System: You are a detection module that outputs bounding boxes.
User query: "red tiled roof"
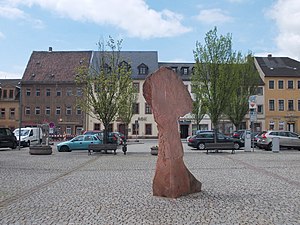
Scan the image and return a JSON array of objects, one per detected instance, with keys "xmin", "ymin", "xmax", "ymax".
[{"xmin": 22, "ymin": 51, "xmax": 92, "ymax": 82}]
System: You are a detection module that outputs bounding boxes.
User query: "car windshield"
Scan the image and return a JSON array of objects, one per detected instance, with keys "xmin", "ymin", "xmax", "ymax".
[{"xmin": 14, "ymin": 130, "xmax": 29, "ymax": 136}]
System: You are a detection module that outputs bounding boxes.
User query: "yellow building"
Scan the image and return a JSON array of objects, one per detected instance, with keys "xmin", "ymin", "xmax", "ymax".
[
  {"xmin": 255, "ymin": 55, "xmax": 300, "ymax": 132},
  {"xmin": 0, "ymin": 79, "xmax": 21, "ymax": 130}
]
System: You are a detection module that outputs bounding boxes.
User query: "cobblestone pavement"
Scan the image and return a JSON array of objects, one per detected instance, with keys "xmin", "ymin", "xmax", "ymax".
[{"xmin": 0, "ymin": 141, "xmax": 299, "ymax": 225}]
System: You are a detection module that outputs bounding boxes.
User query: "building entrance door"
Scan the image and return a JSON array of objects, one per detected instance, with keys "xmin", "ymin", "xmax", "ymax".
[{"xmin": 180, "ymin": 125, "xmax": 189, "ymax": 139}]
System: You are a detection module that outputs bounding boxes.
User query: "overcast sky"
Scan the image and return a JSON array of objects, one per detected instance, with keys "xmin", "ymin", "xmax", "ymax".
[{"xmin": 1, "ymin": 0, "xmax": 300, "ymax": 79}]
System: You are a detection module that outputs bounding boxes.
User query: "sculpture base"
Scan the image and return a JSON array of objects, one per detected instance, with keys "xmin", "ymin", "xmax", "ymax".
[{"xmin": 153, "ymin": 157, "xmax": 202, "ymax": 198}]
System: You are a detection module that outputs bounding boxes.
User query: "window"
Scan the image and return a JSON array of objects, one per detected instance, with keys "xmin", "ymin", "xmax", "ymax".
[
  {"xmin": 268, "ymin": 80, "xmax": 274, "ymax": 89},
  {"xmin": 66, "ymin": 106, "xmax": 72, "ymax": 115},
  {"xmin": 288, "ymin": 80, "xmax": 294, "ymax": 89},
  {"xmin": 181, "ymin": 67, "xmax": 189, "ymax": 75},
  {"xmin": 35, "ymin": 107, "xmax": 40, "ymax": 115},
  {"xmin": 279, "ymin": 122, "xmax": 285, "ymax": 131},
  {"xmin": 56, "ymin": 89, "xmax": 61, "ymax": 96},
  {"xmin": 138, "ymin": 63, "xmax": 148, "ymax": 75},
  {"xmin": 0, "ymin": 108, "xmax": 5, "ymax": 118},
  {"xmin": 66, "ymin": 88, "xmax": 72, "ymax": 96},
  {"xmin": 76, "ymin": 88, "xmax": 82, "ymax": 96},
  {"xmin": 278, "ymin": 80, "xmax": 284, "ymax": 89},
  {"xmin": 278, "ymin": 100, "xmax": 284, "ymax": 111},
  {"xmin": 25, "ymin": 107, "xmax": 30, "ymax": 115},
  {"xmin": 94, "ymin": 123, "xmax": 101, "ymax": 130},
  {"xmin": 256, "ymin": 87, "xmax": 263, "ymax": 95},
  {"xmin": 257, "ymin": 105, "xmax": 263, "ymax": 114},
  {"xmin": 66, "ymin": 126, "xmax": 72, "ymax": 135},
  {"xmin": 298, "ymin": 100, "xmax": 300, "ymax": 111},
  {"xmin": 288, "ymin": 100, "xmax": 294, "ymax": 111},
  {"xmin": 298, "ymin": 80, "xmax": 300, "ymax": 89},
  {"xmin": 3, "ymin": 90, "xmax": 7, "ymax": 98},
  {"xmin": 26, "ymin": 88, "xmax": 31, "ymax": 96},
  {"xmin": 46, "ymin": 88, "xmax": 51, "ymax": 96},
  {"xmin": 145, "ymin": 103, "xmax": 152, "ymax": 114},
  {"xmin": 45, "ymin": 107, "xmax": 51, "ymax": 115},
  {"xmin": 133, "ymin": 103, "xmax": 139, "ymax": 114},
  {"xmin": 9, "ymin": 108, "xmax": 15, "ymax": 119},
  {"xmin": 36, "ymin": 88, "xmax": 40, "ymax": 96},
  {"xmin": 269, "ymin": 100, "xmax": 275, "ymax": 111},
  {"xmin": 132, "ymin": 123, "xmax": 139, "ymax": 135},
  {"xmin": 133, "ymin": 82, "xmax": 139, "ymax": 93},
  {"xmin": 145, "ymin": 124, "xmax": 152, "ymax": 135},
  {"xmin": 171, "ymin": 67, "xmax": 177, "ymax": 73},
  {"xmin": 76, "ymin": 107, "xmax": 82, "ymax": 115},
  {"xmin": 56, "ymin": 107, "xmax": 61, "ymax": 115},
  {"xmin": 119, "ymin": 61, "xmax": 131, "ymax": 71},
  {"xmin": 9, "ymin": 90, "xmax": 14, "ymax": 98},
  {"xmin": 103, "ymin": 63, "xmax": 111, "ymax": 74}
]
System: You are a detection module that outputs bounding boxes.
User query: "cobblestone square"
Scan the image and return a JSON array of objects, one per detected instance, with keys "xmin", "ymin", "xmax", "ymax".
[{"xmin": 0, "ymin": 141, "xmax": 299, "ymax": 225}]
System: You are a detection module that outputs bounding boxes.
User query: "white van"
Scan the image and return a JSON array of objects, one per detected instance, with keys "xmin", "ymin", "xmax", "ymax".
[{"xmin": 13, "ymin": 127, "xmax": 43, "ymax": 147}]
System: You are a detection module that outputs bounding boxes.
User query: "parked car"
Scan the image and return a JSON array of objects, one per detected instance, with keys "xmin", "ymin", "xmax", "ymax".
[
  {"xmin": 57, "ymin": 134, "xmax": 102, "ymax": 152},
  {"xmin": 187, "ymin": 131, "xmax": 243, "ymax": 150},
  {"xmin": 256, "ymin": 130, "xmax": 300, "ymax": 150},
  {"xmin": 232, "ymin": 130, "xmax": 247, "ymax": 139},
  {"xmin": 83, "ymin": 130, "xmax": 121, "ymax": 145},
  {"xmin": 112, "ymin": 132, "xmax": 126, "ymax": 144},
  {"xmin": 13, "ymin": 127, "xmax": 43, "ymax": 147},
  {"xmin": 0, "ymin": 128, "xmax": 17, "ymax": 149},
  {"xmin": 186, "ymin": 130, "xmax": 211, "ymax": 142}
]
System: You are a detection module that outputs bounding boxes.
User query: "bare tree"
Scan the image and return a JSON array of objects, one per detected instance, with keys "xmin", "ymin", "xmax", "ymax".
[{"xmin": 76, "ymin": 37, "xmax": 133, "ymax": 143}]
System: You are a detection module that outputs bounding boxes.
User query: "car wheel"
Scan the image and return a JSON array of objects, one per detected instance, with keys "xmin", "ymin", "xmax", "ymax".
[
  {"xmin": 11, "ymin": 142, "xmax": 17, "ymax": 149},
  {"xmin": 233, "ymin": 142, "xmax": 240, "ymax": 150},
  {"xmin": 60, "ymin": 145, "xmax": 70, "ymax": 152},
  {"xmin": 197, "ymin": 143, "xmax": 205, "ymax": 150},
  {"xmin": 267, "ymin": 143, "xmax": 272, "ymax": 151}
]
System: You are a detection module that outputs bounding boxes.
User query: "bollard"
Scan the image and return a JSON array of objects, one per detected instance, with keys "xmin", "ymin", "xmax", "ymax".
[
  {"xmin": 244, "ymin": 131, "xmax": 251, "ymax": 152},
  {"xmin": 272, "ymin": 137, "xmax": 280, "ymax": 153},
  {"xmin": 122, "ymin": 144, "xmax": 127, "ymax": 155}
]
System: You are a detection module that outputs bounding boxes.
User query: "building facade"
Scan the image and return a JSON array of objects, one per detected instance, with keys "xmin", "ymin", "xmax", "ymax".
[
  {"xmin": 21, "ymin": 50, "xmax": 92, "ymax": 137},
  {"xmin": 255, "ymin": 55, "xmax": 300, "ymax": 133},
  {"xmin": 20, "ymin": 49, "xmax": 300, "ymax": 138},
  {"xmin": 0, "ymin": 79, "xmax": 21, "ymax": 130}
]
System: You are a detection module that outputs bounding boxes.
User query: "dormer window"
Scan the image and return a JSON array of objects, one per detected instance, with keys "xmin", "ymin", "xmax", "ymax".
[
  {"xmin": 138, "ymin": 63, "xmax": 148, "ymax": 75},
  {"xmin": 181, "ymin": 67, "xmax": 189, "ymax": 75},
  {"xmin": 103, "ymin": 63, "xmax": 111, "ymax": 74},
  {"xmin": 119, "ymin": 61, "xmax": 131, "ymax": 72},
  {"xmin": 171, "ymin": 67, "xmax": 178, "ymax": 73}
]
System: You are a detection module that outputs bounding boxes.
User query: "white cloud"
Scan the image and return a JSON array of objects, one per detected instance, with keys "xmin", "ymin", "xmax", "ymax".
[
  {"xmin": 196, "ymin": 8, "xmax": 233, "ymax": 24},
  {"xmin": 268, "ymin": 0, "xmax": 300, "ymax": 59},
  {"xmin": 3, "ymin": 0, "xmax": 191, "ymax": 38},
  {"xmin": 0, "ymin": 5, "xmax": 26, "ymax": 19},
  {"xmin": 0, "ymin": 4, "xmax": 45, "ymax": 28},
  {"xmin": 0, "ymin": 70, "xmax": 22, "ymax": 79}
]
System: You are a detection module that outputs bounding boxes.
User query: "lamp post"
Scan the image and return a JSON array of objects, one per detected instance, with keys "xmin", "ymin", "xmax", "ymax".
[{"xmin": 17, "ymin": 82, "xmax": 22, "ymax": 150}]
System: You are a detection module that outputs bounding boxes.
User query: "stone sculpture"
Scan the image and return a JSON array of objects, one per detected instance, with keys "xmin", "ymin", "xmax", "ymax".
[{"xmin": 143, "ymin": 67, "xmax": 202, "ymax": 198}]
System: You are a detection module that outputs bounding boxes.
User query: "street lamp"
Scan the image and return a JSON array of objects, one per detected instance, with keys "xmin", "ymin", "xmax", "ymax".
[{"xmin": 16, "ymin": 82, "xmax": 22, "ymax": 150}]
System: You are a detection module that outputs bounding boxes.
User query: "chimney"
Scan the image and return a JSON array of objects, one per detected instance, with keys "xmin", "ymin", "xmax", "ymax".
[
  {"xmin": 267, "ymin": 54, "xmax": 272, "ymax": 58},
  {"xmin": 49, "ymin": 47, "xmax": 52, "ymax": 52}
]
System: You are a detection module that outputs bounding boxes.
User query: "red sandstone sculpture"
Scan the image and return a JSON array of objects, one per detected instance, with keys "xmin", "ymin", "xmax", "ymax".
[{"xmin": 143, "ymin": 67, "xmax": 202, "ymax": 198}]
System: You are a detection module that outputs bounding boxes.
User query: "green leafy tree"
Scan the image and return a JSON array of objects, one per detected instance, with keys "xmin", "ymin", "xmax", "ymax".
[
  {"xmin": 191, "ymin": 85, "xmax": 207, "ymax": 130},
  {"xmin": 118, "ymin": 82, "xmax": 137, "ymax": 140},
  {"xmin": 76, "ymin": 37, "xmax": 133, "ymax": 144},
  {"xmin": 192, "ymin": 27, "xmax": 236, "ymax": 140},
  {"xmin": 225, "ymin": 54, "xmax": 260, "ymax": 129}
]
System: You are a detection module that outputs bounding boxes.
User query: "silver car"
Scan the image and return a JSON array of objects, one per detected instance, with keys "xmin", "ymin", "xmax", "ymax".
[{"xmin": 257, "ymin": 130, "xmax": 300, "ymax": 150}]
